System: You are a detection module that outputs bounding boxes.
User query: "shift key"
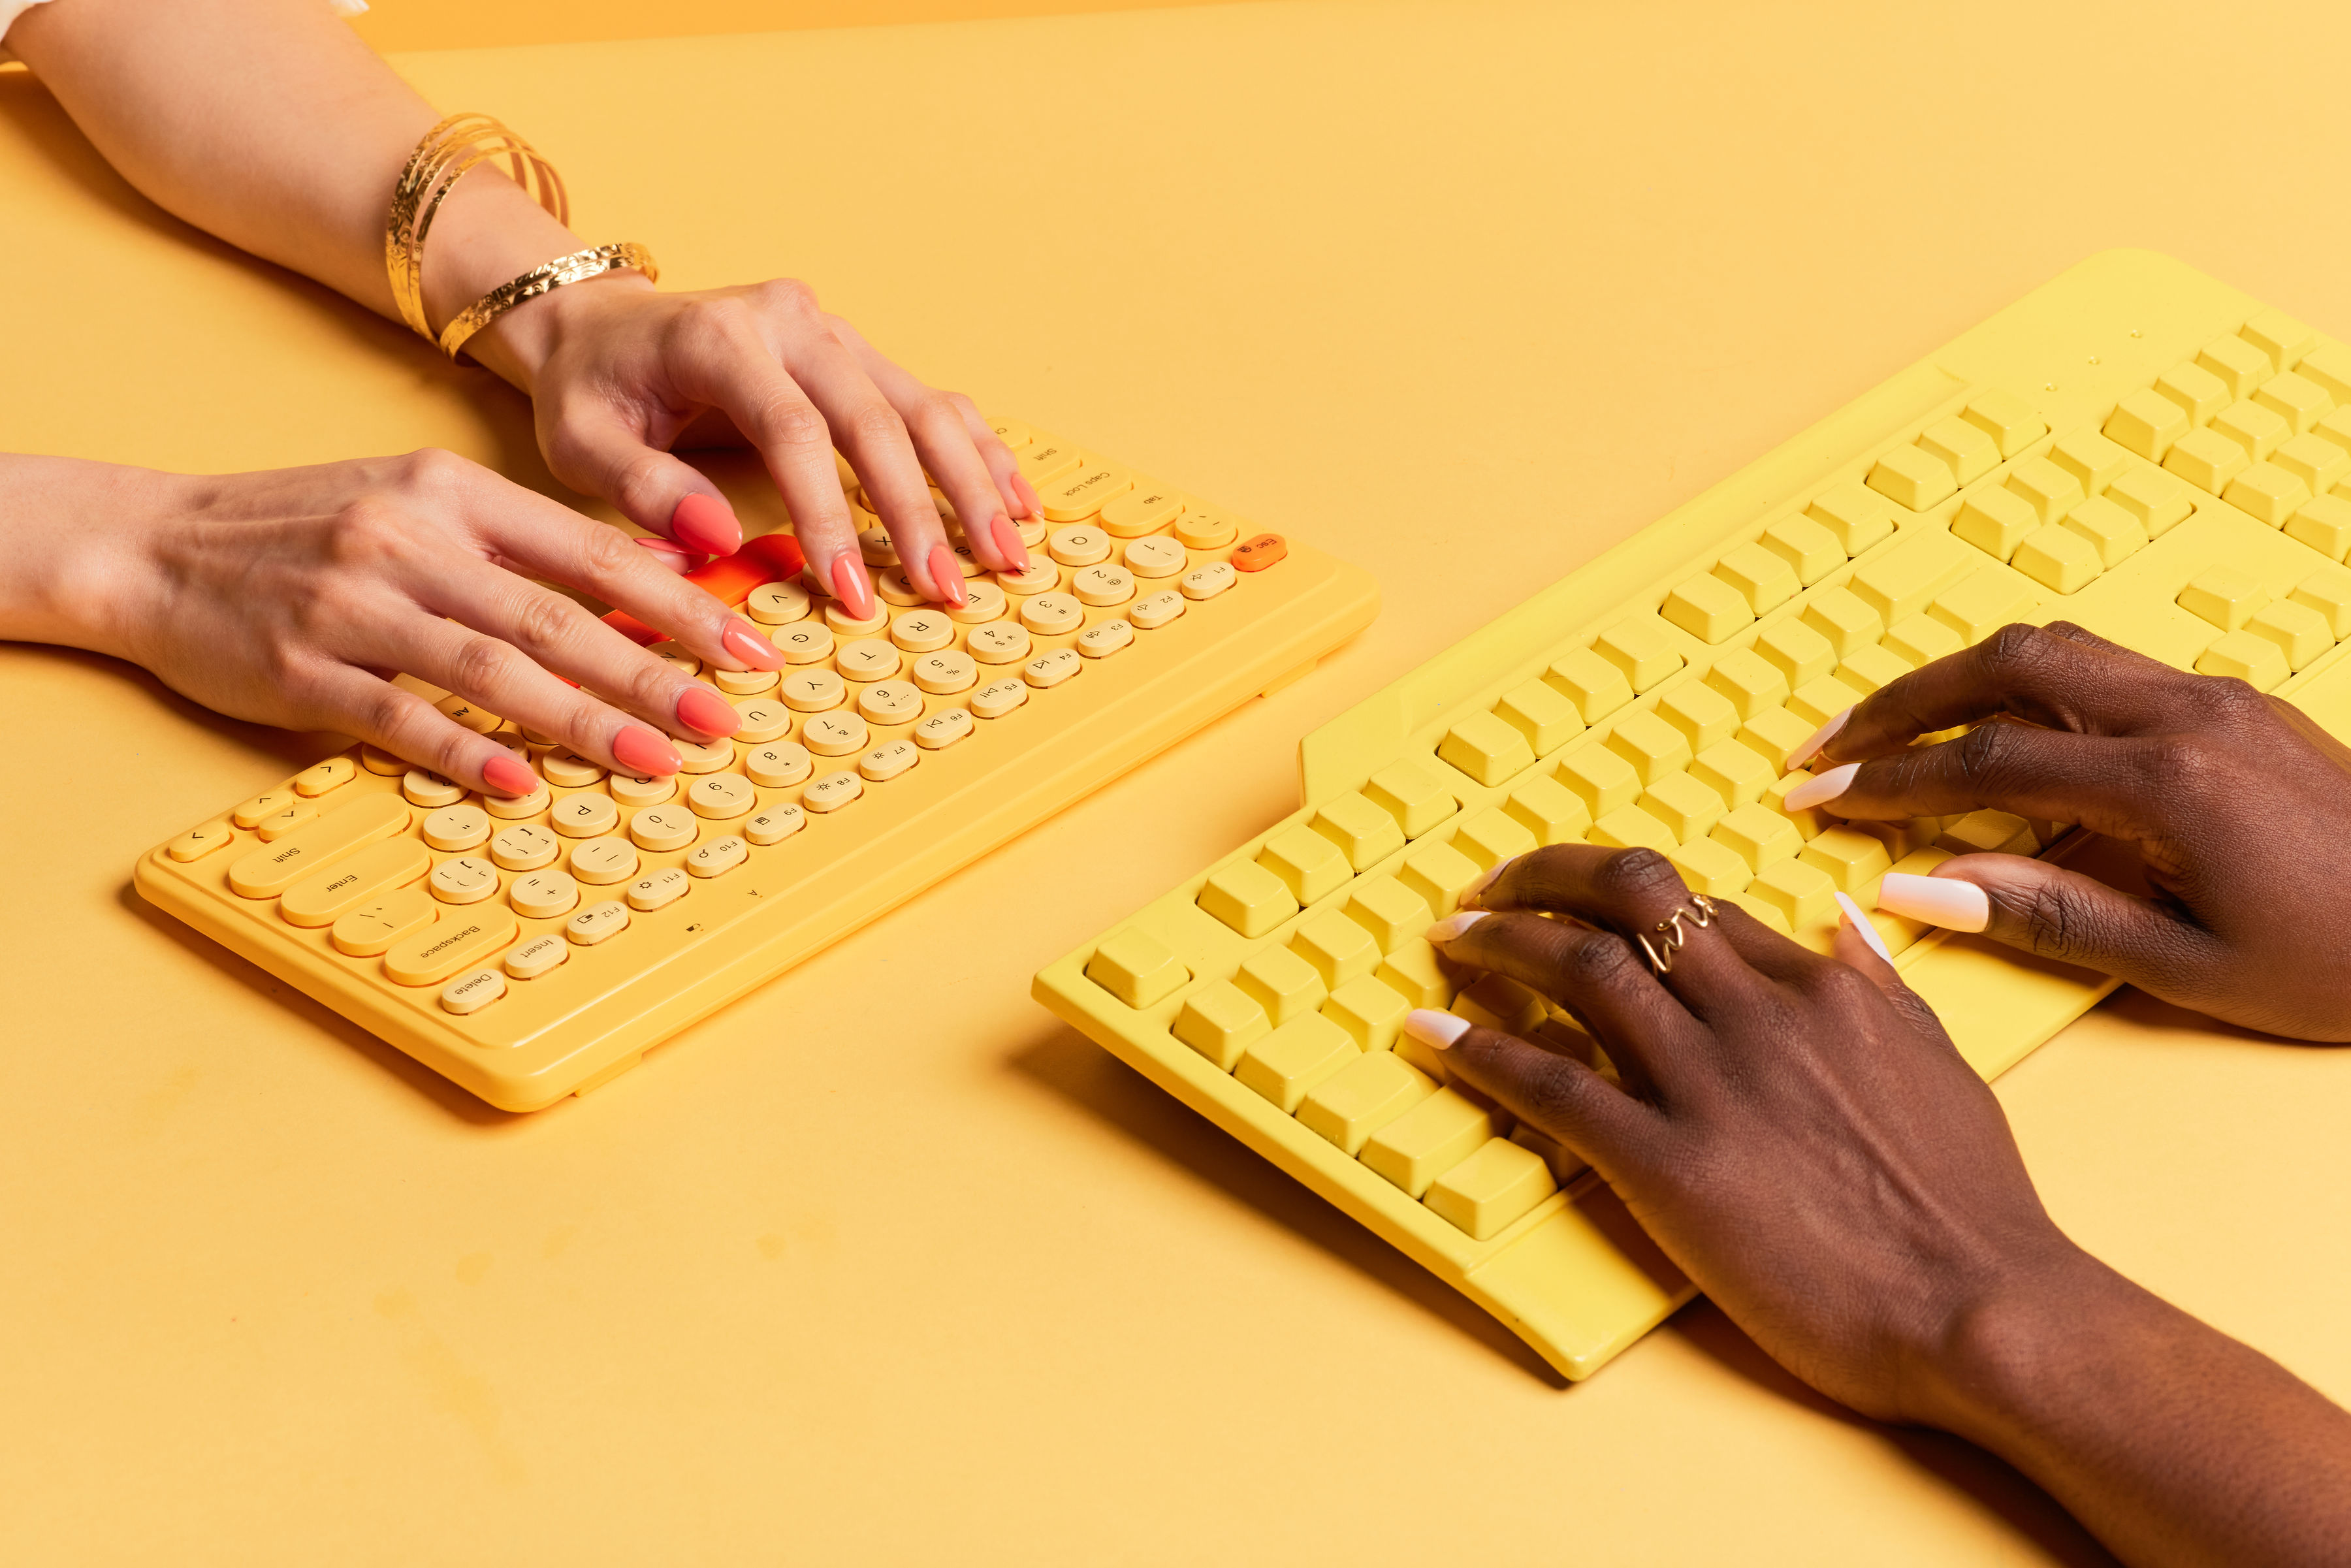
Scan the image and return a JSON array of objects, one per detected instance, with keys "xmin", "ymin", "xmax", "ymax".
[{"xmin": 227, "ymin": 791, "xmax": 411, "ymax": 899}]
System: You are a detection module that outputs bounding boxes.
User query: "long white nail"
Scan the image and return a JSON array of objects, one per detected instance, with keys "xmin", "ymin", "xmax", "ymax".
[
  {"xmin": 1833, "ymin": 891, "xmax": 1895, "ymax": 963},
  {"xmin": 1403, "ymin": 1009, "xmax": 1472, "ymax": 1050},
  {"xmin": 1786, "ymin": 705, "xmax": 1851, "ymax": 771},
  {"xmin": 1458, "ymin": 855, "xmax": 1516, "ymax": 908},
  {"xmin": 1783, "ymin": 762, "xmax": 1859, "ymax": 812},
  {"xmin": 1877, "ymin": 872, "xmax": 1991, "ymax": 933},
  {"xmin": 1426, "ymin": 910, "xmax": 1490, "ymax": 942}
]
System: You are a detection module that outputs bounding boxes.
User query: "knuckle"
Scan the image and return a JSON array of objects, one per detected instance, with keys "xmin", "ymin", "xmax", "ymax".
[
  {"xmin": 513, "ymin": 587, "xmax": 587, "ymax": 654},
  {"xmin": 2135, "ymin": 735, "xmax": 2229, "ymax": 799},
  {"xmin": 848, "ymin": 400, "xmax": 908, "ymax": 451},
  {"xmin": 1974, "ymin": 620, "xmax": 2055, "ymax": 683},
  {"xmin": 1560, "ymin": 929, "xmax": 1641, "ymax": 991},
  {"xmin": 581, "ymin": 519, "xmax": 641, "ymax": 577},
  {"xmin": 449, "ymin": 633, "xmax": 516, "ymax": 699},
  {"xmin": 1595, "ymin": 846, "xmax": 1684, "ymax": 903},
  {"xmin": 756, "ymin": 276, "xmax": 820, "ymax": 317},
  {"xmin": 326, "ymin": 499, "xmax": 412, "ymax": 566},
  {"xmin": 760, "ymin": 396, "xmax": 829, "ymax": 451},
  {"xmin": 399, "ymin": 446, "xmax": 471, "ymax": 492}
]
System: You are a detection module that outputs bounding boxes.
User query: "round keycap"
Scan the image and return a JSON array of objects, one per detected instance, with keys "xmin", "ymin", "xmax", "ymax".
[
  {"xmin": 837, "ymin": 638, "xmax": 902, "ymax": 682},
  {"xmin": 1019, "ymin": 592, "xmax": 1084, "ymax": 635},
  {"xmin": 568, "ymin": 837, "xmax": 639, "ymax": 886},
  {"xmin": 782, "ymin": 668, "xmax": 847, "ymax": 712},
  {"xmin": 609, "ymin": 772, "xmax": 677, "ymax": 807},
  {"xmin": 825, "ymin": 600, "xmax": 891, "ymax": 637},
  {"xmin": 483, "ymin": 780, "xmax": 551, "ymax": 820},
  {"xmin": 1123, "ymin": 537, "xmax": 1187, "ymax": 578},
  {"xmin": 997, "ymin": 560, "xmax": 1061, "ymax": 596},
  {"xmin": 643, "ymin": 641, "xmax": 700, "ymax": 678},
  {"xmin": 403, "ymin": 769, "xmax": 467, "ymax": 808},
  {"xmin": 733, "ymin": 696, "xmax": 793, "ymax": 743},
  {"xmin": 1048, "ymin": 525, "xmax": 1110, "ymax": 566},
  {"xmin": 688, "ymin": 773, "xmax": 756, "ymax": 820},
  {"xmin": 491, "ymin": 823, "xmax": 562, "ymax": 871},
  {"xmin": 857, "ymin": 527, "xmax": 899, "ymax": 566},
  {"xmin": 630, "ymin": 806, "xmax": 698, "ymax": 852},
  {"xmin": 361, "ymin": 744, "xmax": 406, "ymax": 776},
  {"xmin": 967, "ymin": 622, "xmax": 1032, "ymax": 665},
  {"xmin": 746, "ymin": 579, "xmax": 811, "ymax": 625},
  {"xmin": 509, "ymin": 869, "xmax": 580, "ymax": 920},
  {"xmin": 744, "ymin": 741, "xmax": 814, "ymax": 788},
  {"xmin": 776, "ymin": 622, "xmax": 834, "ymax": 664},
  {"xmin": 947, "ymin": 580, "xmax": 1009, "ymax": 625},
  {"xmin": 891, "ymin": 610, "xmax": 955, "ymax": 652},
  {"xmin": 423, "ymin": 803, "xmax": 492, "ymax": 852},
  {"xmin": 550, "ymin": 792, "xmax": 620, "ymax": 839},
  {"xmin": 876, "ymin": 566, "xmax": 927, "ymax": 606},
  {"xmin": 539, "ymin": 750, "xmax": 606, "ymax": 788},
  {"xmin": 714, "ymin": 664, "xmax": 780, "ymax": 696},
  {"xmin": 1176, "ymin": 509, "xmax": 1238, "ymax": 550},
  {"xmin": 803, "ymin": 712, "xmax": 870, "ymax": 758},
  {"xmin": 430, "ymin": 854, "xmax": 500, "ymax": 904},
  {"xmin": 1070, "ymin": 566, "xmax": 1136, "ymax": 607},
  {"xmin": 913, "ymin": 649, "xmax": 980, "ymax": 694},
  {"xmin": 434, "ymin": 694, "xmax": 502, "ymax": 733},
  {"xmin": 859, "ymin": 680, "xmax": 925, "ymax": 724},
  {"xmin": 675, "ymin": 737, "xmax": 736, "ymax": 775}
]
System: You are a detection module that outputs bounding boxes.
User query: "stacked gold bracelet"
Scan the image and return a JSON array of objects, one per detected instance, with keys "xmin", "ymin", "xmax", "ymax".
[{"xmin": 385, "ymin": 113, "xmax": 658, "ymax": 363}]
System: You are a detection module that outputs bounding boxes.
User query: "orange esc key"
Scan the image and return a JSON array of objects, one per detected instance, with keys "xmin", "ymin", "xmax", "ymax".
[{"xmin": 1232, "ymin": 532, "xmax": 1287, "ymax": 571}]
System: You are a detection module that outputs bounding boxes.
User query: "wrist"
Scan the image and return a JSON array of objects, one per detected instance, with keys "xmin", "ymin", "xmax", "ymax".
[
  {"xmin": 1899, "ymin": 1240, "xmax": 2143, "ymax": 1442},
  {"xmin": 462, "ymin": 266, "xmax": 657, "ymax": 396},
  {"xmin": 0, "ymin": 456, "xmax": 185, "ymax": 658}
]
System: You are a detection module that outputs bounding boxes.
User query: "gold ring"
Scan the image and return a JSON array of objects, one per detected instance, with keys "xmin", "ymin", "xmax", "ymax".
[{"xmin": 1636, "ymin": 893, "xmax": 1719, "ymax": 977}]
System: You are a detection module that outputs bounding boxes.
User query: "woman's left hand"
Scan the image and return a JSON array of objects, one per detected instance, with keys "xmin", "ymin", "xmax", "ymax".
[{"xmin": 474, "ymin": 272, "xmax": 1039, "ymax": 616}]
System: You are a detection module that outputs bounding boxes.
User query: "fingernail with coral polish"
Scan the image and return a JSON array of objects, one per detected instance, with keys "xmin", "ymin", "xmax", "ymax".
[
  {"xmin": 928, "ymin": 545, "xmax": 968, "ymax": 607},
  {"xmin": 670, "ymin": 492, "xmax": 740, "ymax": 556},
  {"xmin": 1834, "ymin": 891, "xmax": 1895, "ymax": 963},
  {"xmin": 1876, "ymin": 872, "xmax": 1992, "ymax": 933},
  {"xmin": 722, "ymin": 620, "xmax": 782, "ymax": 670},
  {"xmin": 613, "ymin": 725, "xmax": 681, "ymax": 776},
  {"xmin": 483, "ymin": 754, "xmax": 540, "ymax": 798},
  {"xmin": 989, "ymin": 514, "xmax": 1031, "ymax": 572},
  {"xmin": 1402, "ymin": 1009, "xmax": 1472, "ymax": 1050},
  {"xmin": 1459, "ymin": 856, "xmax": 1514, "ymax": 908},
  {"xmin": 677, "ymin": 684, "xmax": 740, "ymax": 738},
  {"xmin": 1783, "ymin": 762, "xmax": 1859, "ymax": 812},
  {"xmin": 1011, "ymin": 473, "xmax": 1042, "ymax": 519},
  {"xmin": 1426, "ymin": 910, "xmax": 1488, "ymax": 942},
  {"xmin": 1787, "ymin": 705, "xmax": 1851, "ymax": 771},
  {"xmin": 831, "ymin": 554, "xmax": 876, "ymax": 618}
]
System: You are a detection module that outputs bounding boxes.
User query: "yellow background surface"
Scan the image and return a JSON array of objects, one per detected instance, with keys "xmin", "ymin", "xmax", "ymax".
[{"xmin": 3, "ymin": 2, "xmax": 2349, "ymax": 1562}]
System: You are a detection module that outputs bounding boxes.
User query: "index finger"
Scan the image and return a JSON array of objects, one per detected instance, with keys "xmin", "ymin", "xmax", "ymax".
[{"xmin": 1812, "ymin": 620, "xmax": 2198, "ymax": 767}]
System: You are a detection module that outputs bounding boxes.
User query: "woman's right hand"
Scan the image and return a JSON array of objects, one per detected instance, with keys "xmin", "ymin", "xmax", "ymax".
[
  {"xmin": 22, "ymin": 449, "xmax": 784, "ymax": 797},
  {"xmin": 1785, "ymin": 620, "xmax": 2351, "ymax": 1042}
]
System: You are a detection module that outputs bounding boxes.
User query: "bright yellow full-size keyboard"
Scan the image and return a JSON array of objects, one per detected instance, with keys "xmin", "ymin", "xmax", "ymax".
[
  {"xmin": 1036, "ymin": 251, "xmax": 2351, "ymax": 1381},
  {"xmin": 136, "ymin": 430, "xmax": 1379, "ymax": 1110}
]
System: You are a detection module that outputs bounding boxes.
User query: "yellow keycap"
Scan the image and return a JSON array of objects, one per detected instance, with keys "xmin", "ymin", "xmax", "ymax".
[
  {"xmin": 1424, "ymin": 1136, "xmax": 1557, "ymax": 1241},
  {"xmin": 1960, "ymin": 389, "xmax": 2046, "ymax": 458},
  {"xmin": 1313, "ymin": 792, "xmax": 1406, "ymax": 871},
  {"xmin": 2049, "ymin": 428, "xmax": 2131, "ymax": 496},
  {"xmin": 487, "ymin": 822, "xmax": 560, "ymax": 871},
  {"xmin": 1747, "ymin": 857, "xmax": 1837, "ymax": 932},
  {"xmin": 167, "ymin": 822, "xmax": 235, "ymax": 863},
  {"xmin": 1235, "ymin": 944, "xmax": 1326, "ymax": 1025},
  {"xmin": 2107, "ymin": 463, "xmax": 2196, "ymax": 537},
  {"xmin": 1930, "ymin": 565, "xmax": 2036, "ymax": 642},
  {"xmin": 1364, "ymin": 758, "xmax": 1457, "ymax": 836},
  {"xmin": 1130, "ymin": 590, "xmax": 1185, "ymax": 629},
  {"xmin": 568, "ymin": 837, "xmax": 637, "ymax": 886},
  {"xmin": 232, "ymin": 788, "xmax": 300, "ymax": 830},
  {"xmin": 1076, "ymin": 620, "xmax": 1134, "ymax": 659},
  {"xmin": 1603, "ymin": 709, "xmax": 1693, "ymax": 786},
  {"xmin": 1703, "ymin": 648, "xmax": 1789, "ymax": 720},
  {"xmin": 686, "ymin": 835, "xmax": 749, "ymax": 878},
  {"xmin": 823, "ymin": 598, "xmax": 891, "ymax": 638},
  {"xmin": 226, "ymin": 790, "xmax": 409, "ymax": 899},
  {"xmin": 1849, "ymin": 529, "xmax": 1975, "ymax": 624},
  {"xmin": 2179, "ymin": 566, "xmax": 2269, "ymax": 630},
  {"xmin": 2060, "ymin": 496, "xmax": 2151, "ymax": 568},
  {"xmin": 402, "ymin": 769, "xmax": 468, "ymax": 807},
  {"xmin": 1787, "ymin": 674, "xmax": 1863, "ymax": 729},
  {"xmin": 1689, "ymin": 739, "xmax": 1775, "ymax": 809},
  {"xmin": 416, "ymin": 803, "xmax": 487, "ymax": 853},
  {"xmin": 1044, "ymin": 524, "xmax": 1110, "ymax": 568},
  {"xmin": 1070, "ymin": 565, "xmax": 1136, "ymax": 607},
  {"xmin": 775, "ymin": 621, "xmax": 835, "ymax": 666},
  {"xmin": 1663, "ymin": 573, "xmax": 1752, "ymax": 643},
  {"xmin": 1362, "ymin": 1087, "xmax": 1500, "ymax": 1198},
  {"xmin": 1714, "ymin": 541, "xmax": 1798, "ymax": 615},
  {"xmin": 1666, "ymin": 834, "xmax": 1751, "ymax": 897},
  {"xmin": 2255, "ymin": 371, "xmax": 2331, "ymax": 435},
  {"xmin": 2166, "ymin": 426, "xmax": 2252, "ymax": 493},
  {"xmin": 2004, "ymin": 456, "xmax": 2085, "ymax": 524},
  {"xmin": 674, "ymin": 736, "xmax": 734, "ymax": 775},
  {"xmin": 1808, "ymin": 483, "xmax": 1902, "ymax": 555},
  {"xmin": 1593, "ymin": 617, "xmax": 1684, "ymax": 692},
  {"xmin": 1376, "ymin": 940, "xmax": 1453, "ymax": 1010},
  {"xmin": 1259, "ymin": 824, "xmax": 1351, "ymax": 904},
  {"xmin": 2300, "ymin": 344, "xmax": 2351, "ymax": 404},
  {"xmin": 1798, "ymin": 825, "xmax": 1894, "ymax": 895},
  {"xmin": 2213, "ymin": 398, "xmax": 2290, "ymax": 464},
  {"xmin": 2247, "ymin": 600, "xmax": 2332, "ymax": 671},
  {"xmin": 1737, "ymin": 706, "xmax": 1817, "ymax": 771},
  {"xmin": 803, "ymin": 711, "xmax": 871, "ymax": 758},
  {"xmin": 970, "ymin": 678, "xmax": 1027, "ymax": 719},
  {"xmin": 996, "ymin": 559, "xmax": 1063, "ymax": 597},
  {"xmin": 1937, "ymin": 809, "xmax": 2038, "ymax": 856},
  {"xmin": 564, "ymin": 900, "xmax": 630, "ymax": 947},
  {"xmin": 1074, "ymin": 927, "xmax": 1189, "ymax": 1012},
  {"xmin": 1398, "ymin": 839, "xmax": 1485, "ymax": 916},
  {"xmin": 2275, "ymin": 433, "xmax": 2351, "ymax": 497},
  {"xmin": 1836, "ymin": 643, "xmax": 1912, "ymax": 697},
  {"xmin": 1121, "ymin": 537, "xmax": 1187, "ymax": 580},
  {"xmin": 1503, "ymin": 773, "xmax": 1591, "ymax": 845},
  {"xmin": 1544, "ymin": 648, "xmax": 1635, "ymax": 721},
  {"xmin": 1765, "ymin": 769, "xmax": 1837, "ymax": 839},
  {"xmin": 331, "ymin": 886, "xmax": 436, "ymax": 957},
  {"xmin": 1039, "ymin": 462, "xmax": 1135, "ymax": 522},
  {"xmin": 252, "ymin": 800, "xmax": 323, "ymax": 842},
  {"xmin": 2291, "ymin": 564, "xmax": 2351, "ymax": 636},
  {"xmin": 857, "ymin": 739, "xmax": 920, "ymax": 782},
  {"xmin": 504, "ymin": 932, "xmax": 569, "ymax": 980},
  {"xmin": 1097, "ymin": 483, "xmax": 1183, "ymax": 539},
  {"xmin": 1018, "ymin": 592, "xmax": 1084, "ymax": 636},
  {"xmin": 428, "ymin": 854, "xmax": 500, "ymax": 906},
  {"xmin": 1556, "ymin": 744, "xmax": 1640, "ymax": 818},
  {"xmin": 1343, "ymin": 876, "xmax": 1433, "ymax": 953},
  {"xmin": 1023, "ymin": 648, "xmax": 1083, "ymax": 688},
  {"xmin": 2154, "ymin": 360, "xmax": 2230, "ymax": 426},
  {"xmin": 746, "ymin": 579, "xmax": 811, "ymax": 625},
  {"xmin": 1800, "ymin": 587, "xmax": 1882, "ymax": 659},
  {"xmin": 1865, "ymin": 443, "xmax": 1957, "ymax": 510},
  {"xmin": 1172, "ymin": 980, "xmax": 1271, "ymax": 1070},
  {"xmin": 1915, "ymin": 415, "xmax": 1998, "ymax": 486},
  {"xmin": 1236, "ymin": 1014, "xmax": 1360, "ymax": 1114},
  {"xmin": 2198, "ymin": 334, "xmax": 2271, "ymax": 399},
  {"xmin": 2104, "ymin": 387, "xmax": 2190, "ymax": 461},
  {"xmin": 854, "ymin": 680, "xmax": 921, "ymax": 725},
  {"xmin": 1756, "ymin": 515, "xmax": 1844, "ymax": 586},
  {"xmin": 743, "ymin": 803, "xmax": 805, "ymax": 845},
  {"xmin": 1454, "ymin": 807, "xmax": 1537, "ymax": 871},
  {"xmin": 1655, "ymin": 682, "xmax": 1738, "ymax": 753},
  {"xmin": 1711, "ymin": 801, "xmax": 1803, "ymax": 871},
  {"xmin": 1298, "ymin": 1049, "xmax": 1434, "ymax": 1155},
  {"xmin": 626, "ymin": 805, "xmax": 696, "ymax": 852},
  {"xmin": 274, "ymin": 835, "xmax": 429, "ymax": 929},
  {"xmin": 384, "ymin": 899, "xmax": 517, "ymax": 985},
  {"xmin": 2223, "ymin": 462, "xmax": 2311, "ymax": 528},
  {"xmin": 962, "ymin": 623, "xmax": 1031, "ymax": 669},
  {"xmin": 510, "ymin": 868, "xmax": 581, "ymax": 921},
  {"xmin": 1492, "ymin": 679, "xmax": 1582, "ymax": 753},
  {"xmin": 913, "ymin": 707, "xmax": 974, "ymax": 750},
  {"xmin": 1181, "ymin": 560, "xmax": 1237, "ymax": 601},
  {"xmin": 1639, "ymin": 771, "xmax": 1725, "ymax": 844},
  {"xmin": 549, "ymin": 792, "xmax": 620, "ymax": 840},
  {"xmin": 624, "ymin": 867, "xmax": 692, "ymax": 914},
  {"xmin": 830, "ymin": 638, "xmax": 897, "ymax": 684},
  {"xmin": 1952, "ymin": 485, "xmax": 2040, "ymax": 561},
  {"xmin": 735, "ymin": 740, "xmax": 808, "ymax": 789},
  {"xmin": 1755, "ymin": 620, "xmax": 1836, "ymax": 691},
  {"xmin": 1589, "ymin": 805, "xmax": 1676, "ymax": 854},
  {"xmin": 2243, "ymin": 310, "xmax": 2317, "ymax": 372},
  {"xmin": 1291, "ymin": 909, "xmax": 1381, "ymax": 990},
  {"xmin": 641, "ymin": 643, "xmax": 699, "ymax": 680},
  {"xmin": 2010, "ymin": 524, "xmax": 2101, "ymax": 595},
  {"xmin": 1884, "ymin": 612, "xmax": 1964, "ymax": 667},
  {"xmin": 360, "ymin": 744, "xmax": 406, "ymax": 775},
  {"xmin": 945, "ymin": 579, "xmax": 1009, "ymax": 627},
  {"xmin": 1439, "ymin": 711, "xmax": 1535, "ymax": 787}
]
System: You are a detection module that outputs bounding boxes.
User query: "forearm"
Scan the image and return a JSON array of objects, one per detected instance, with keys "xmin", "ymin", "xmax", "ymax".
[
  {"xmin": 1923, "ymin": 1249, "xmax": 2351, "ymax": 1568},
  {"xmin": 0, "ymin": 453, "xmax": 177, "ymax": 657},
  {"xmin": 7, "ymin": 0, "xmax": 580, "ymax": 373}
]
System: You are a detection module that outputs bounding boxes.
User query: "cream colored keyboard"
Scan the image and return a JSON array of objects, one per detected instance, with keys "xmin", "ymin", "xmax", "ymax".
[
  {"xmin": 136, "ymin": 428, "xmax": 1378, "ymax": 1109},
  {"xmin": 1036, "ymin": 251, "xmax": 2351, "ymax": 1380}
]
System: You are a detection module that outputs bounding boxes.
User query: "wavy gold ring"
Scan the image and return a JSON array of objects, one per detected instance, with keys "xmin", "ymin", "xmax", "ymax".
[{"xmin": 1636, "ymin": 893, "xmax": 1720, "ymax": 977}]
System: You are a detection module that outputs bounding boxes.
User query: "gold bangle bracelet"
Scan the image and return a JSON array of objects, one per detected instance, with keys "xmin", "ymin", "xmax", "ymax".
[
  {"xmin": 385, "ymin": 112, "xmax": 569, "ymax": 344},
  {"xmin": 437, "ymin": 242, "xmax": 660, "ymax": 362}
]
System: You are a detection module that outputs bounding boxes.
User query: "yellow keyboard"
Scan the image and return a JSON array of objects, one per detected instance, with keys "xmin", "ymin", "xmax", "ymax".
[
  {"xmin": 1035, "ymin": 251, "xmax": 2351, "ymax": 1381},
  {"xmin": 135, "ymin": 431, "xmax": 1379, "ymax": 1110}
]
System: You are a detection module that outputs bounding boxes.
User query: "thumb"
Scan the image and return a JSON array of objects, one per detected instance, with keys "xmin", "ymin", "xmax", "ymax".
[
  {"xmin": 542, "ymin": 404, "xmax": 744, "ymax": 556},
  {"xmin": 1877, "ymin": 853, "xmax": 2213, "ymax": 990}
]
